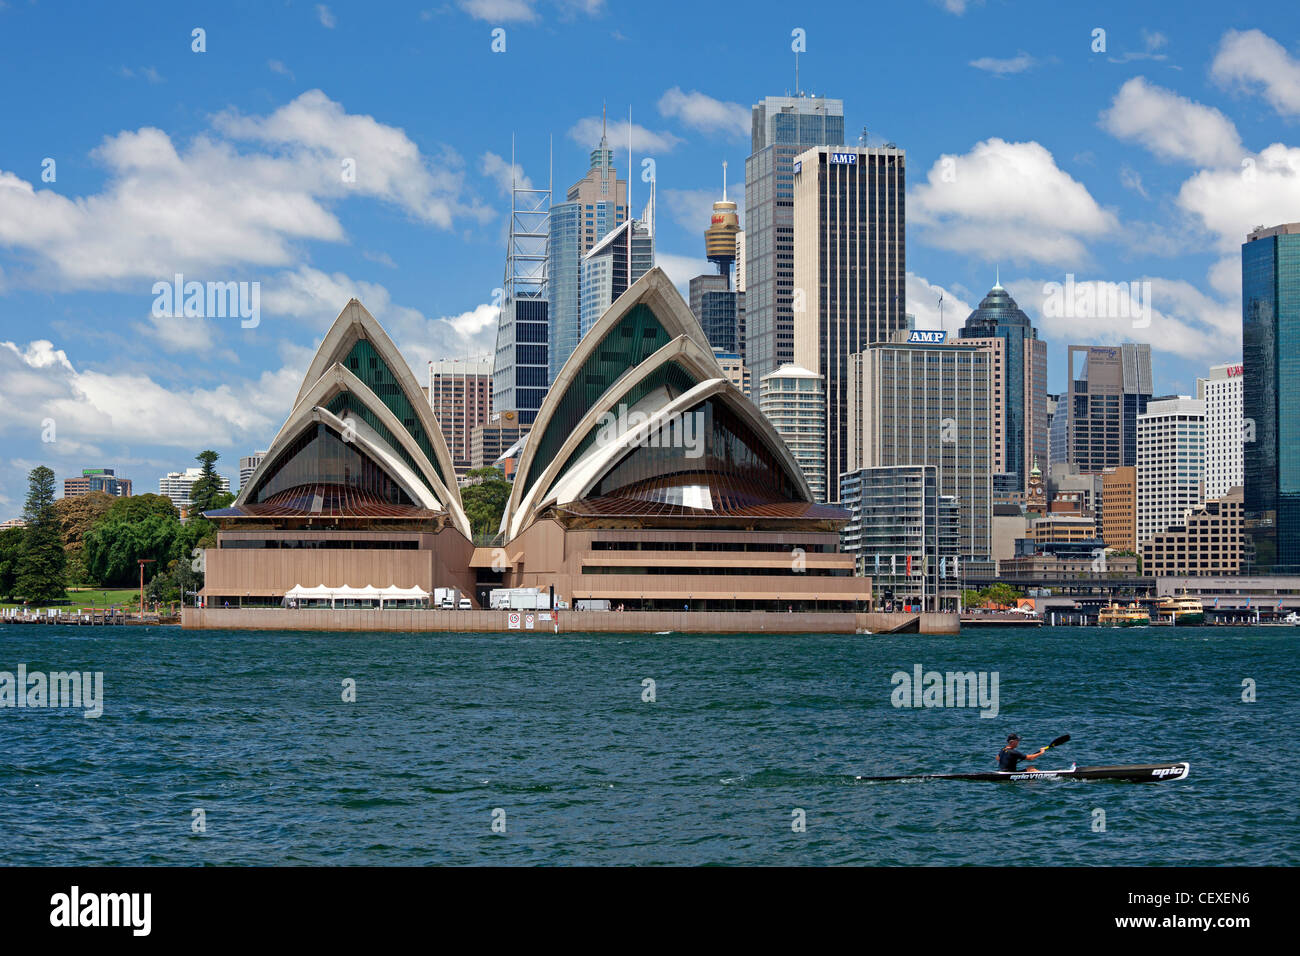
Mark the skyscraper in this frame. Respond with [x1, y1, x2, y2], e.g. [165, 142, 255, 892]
[792, 144, 906, 501]
[958, 278, 1048, 493]
[1136, 397, 1205, 546]
[491, 153, 551, 425]
[1196, 362, 1244, 500]
[847, 340, 993, 563]
[1047, 392, 1068, 471]
[238, 453, 266, 493]
[548, 115, 628, 381]
[1242, 222, 1300, 572]
[160, 467, 229, 513]
[759, 364, 827, 502]
[1067, 344, 1152, 473]
[688, 163, 745, 355]
[744, 94, 845, 386]
[578, 215, 653, 337]
[427, 358, 493, 477]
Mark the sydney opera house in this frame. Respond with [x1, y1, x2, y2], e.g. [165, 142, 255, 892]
[199, 269, 872, 616]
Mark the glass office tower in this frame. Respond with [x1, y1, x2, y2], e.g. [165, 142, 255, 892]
[1243, 222, 1300, 572]
[958, 280, 1048, 494]
[744, 94, 845, 386]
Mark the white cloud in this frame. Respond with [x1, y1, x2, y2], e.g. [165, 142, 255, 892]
[568, 116, 682, 154]
[937, 0, 981, 13]
[1119, 165, 1149, 199]
[969, 52, 1036, 75]
[1007, 275, 1238, 363]
[0, 91, 488, 288]
[1211, 29, 1300, 118]
[458, 0, 538, 23]
[132, 311, 238, 362]
[0, 338, 291, 451]
[1177, 143, 1300, 250]
[260, 266, 500, 368]
[910, 138, 1118, 266]
[481, 151, 533, 195]
[1100, 77, 1243, 167]
[316, 5, 336, 28]
[657, 88, 749, 137]
[653, 253, 711, 297]
[660, 184, 744, 234]
[906, 273, 974, 332]
[268, 59, 294, 79]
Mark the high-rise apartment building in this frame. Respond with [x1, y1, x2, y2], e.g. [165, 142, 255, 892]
[1136, 397, 1205, 547]
[792, 144, 906, 501]
[1242, 222, 1300, 571]
[1067, 344, 1152, 473]
[548, 118, 628, 381]
[744, 94, 845, 385]
[159, 467, 230, 513]
[839, 465, 961, 610]
[238, 453, 266, 493]
[427, 358, 493, 477]
[958, 280, 1048, 492]
[63, 468, 132, 499]
[759, 364, 827, 502]
[847, 341, 993, 563]
[1196, 362, 1244, 500]
[492, 156, 550, 425]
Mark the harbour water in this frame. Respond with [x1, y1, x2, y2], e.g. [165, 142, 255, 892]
[1, 624, 1295, 865]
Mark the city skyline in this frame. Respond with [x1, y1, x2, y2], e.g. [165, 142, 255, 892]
[2, 1, 1299, 516]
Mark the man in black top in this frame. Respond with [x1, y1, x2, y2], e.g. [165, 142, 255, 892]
[997, 733, 1047, 771]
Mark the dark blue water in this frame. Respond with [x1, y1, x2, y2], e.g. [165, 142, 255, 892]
[1, 624, 1295, 865]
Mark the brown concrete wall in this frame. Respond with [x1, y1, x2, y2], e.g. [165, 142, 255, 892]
[203, 527, 478, 603]
[499, 519, 868, 607]
[182, 608, 957, 634]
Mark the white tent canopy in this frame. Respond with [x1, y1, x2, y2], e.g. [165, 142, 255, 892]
[284, 584, 430, 606]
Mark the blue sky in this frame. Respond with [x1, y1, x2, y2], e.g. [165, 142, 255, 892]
[2, 0, 1299, 516]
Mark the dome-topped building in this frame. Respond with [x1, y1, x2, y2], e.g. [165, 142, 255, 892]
[957, 272, 1048, 494]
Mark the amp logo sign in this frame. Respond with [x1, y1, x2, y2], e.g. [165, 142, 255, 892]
[908, 330, 947, 344]
[829, 152, 857, 165]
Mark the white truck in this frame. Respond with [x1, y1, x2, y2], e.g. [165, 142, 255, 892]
[490, 587, 552, 610]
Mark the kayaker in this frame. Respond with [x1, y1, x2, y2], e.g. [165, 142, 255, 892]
[996, 733, 1047, 771]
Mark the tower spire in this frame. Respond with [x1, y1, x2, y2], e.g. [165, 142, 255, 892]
[993, 264, 1003, 290]
[722, 160, 728, 201]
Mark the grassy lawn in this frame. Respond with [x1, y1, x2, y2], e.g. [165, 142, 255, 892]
[1, 587, 140, 610]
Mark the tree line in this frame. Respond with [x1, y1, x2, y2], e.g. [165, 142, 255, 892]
[0, 450, 233, 607]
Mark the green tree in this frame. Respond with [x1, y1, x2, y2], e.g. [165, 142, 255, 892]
[187, 450, 226, 517]
[979, 582, 1024, 608]
[103, 493, 180, 524]
[15, 466, 67, 604]
[0, 526, 24, 600]
[54, 490, 116, 586]
[82, 511, 182, 587]
[460, 467, 512, 540]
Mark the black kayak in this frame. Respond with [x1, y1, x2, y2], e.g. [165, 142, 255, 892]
[856, 762, 1190, 783]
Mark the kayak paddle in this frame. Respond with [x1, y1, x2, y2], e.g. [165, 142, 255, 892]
[1042, 734, 1070, 753]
